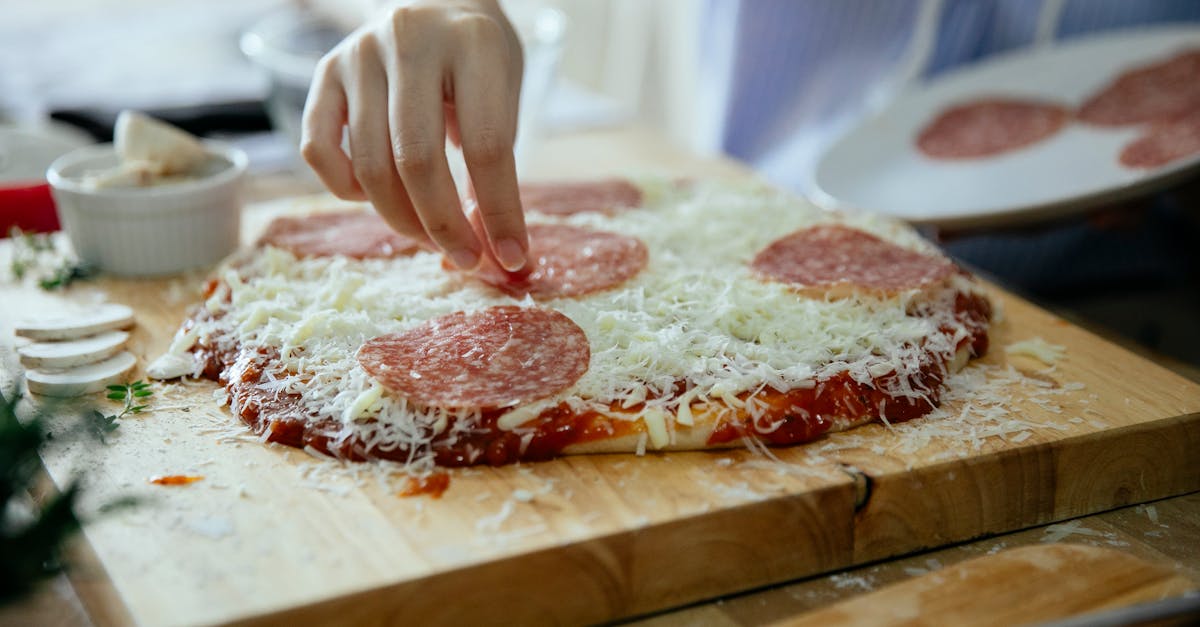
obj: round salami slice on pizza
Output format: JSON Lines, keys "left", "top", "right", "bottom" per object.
{"left": 751, "top": 224, "right": 956, "bottom": 295}
{"left": 519, "top": 179, "right": 643, "bottom": 216}
{"left": 257, "top": 210, "right": 423, "bottom": 259}
{"left": 358, "top": 306, "right": 590, "bottom": 410}
{"left": 451, "top": 224, "right": 649, "bottom": 299}
{"left": 152, "top": 177, "right": 992, "bottom": 472}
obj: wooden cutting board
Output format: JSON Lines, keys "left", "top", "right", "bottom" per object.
{"left": 782, "top": 544, "right": 1198, "bottom": 626}
{"left": 2, "top": 132, "right": 1199, "bottom": 626}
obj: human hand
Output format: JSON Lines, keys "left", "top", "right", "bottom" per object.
{"left": 301, "top": 0, "right": 528, "bottom": 272}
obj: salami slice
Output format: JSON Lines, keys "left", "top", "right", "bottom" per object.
{"left": 1119, "top": 108, "right": 1200, "bottom": 169}
{"left": 520, "top": 179, "right": 642, "bottom": 216}
{"left": 469, "top": 224, "right": 648, "bottom": 299}
{"left": 357, "top": 306, "right": 590, "bottom": 410}
{"left": 751, "top": 225, "right": 954, "bottom": 292}
{"left": 916, "top": 98, "right": 1070, "bottom": 159}
{"left": 1078, "top": 49, "right": 1200, "bottom": 127}
{"left": 259, "top": 211, "right": 421, "bottom": 259}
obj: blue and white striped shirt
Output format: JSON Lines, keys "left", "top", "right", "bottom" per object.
{"left": 701, "top": 0, "right": 1200, "bottom": 195}
{"left": 698, "top": 0, "right": 1200, "bottom": 294}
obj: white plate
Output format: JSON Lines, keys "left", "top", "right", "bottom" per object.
{"left": 813, "top": 25, "right": 1200, "bottom": 230}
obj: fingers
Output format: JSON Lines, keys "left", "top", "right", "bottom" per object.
{"left": 383, "top": 30, "right": 483, "bottom": 270}
{"left": 302, "top": 3, "right": 526, "bottom": 271}
{"left": 343, "top": 42, "right": 434, "bottom": 250}
{"left": 300, "top": 61, "right": 366, "bottom": 201}
{"left": 452, "top": 16, "right": 527, "bottom": 272}
{"left": 466, "top": 196, "right": 532, "bottom": 280}
{"left": 445, "top": 103, "right": 461, "bottom": 147}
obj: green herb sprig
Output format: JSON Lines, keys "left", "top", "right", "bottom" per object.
{"left": 87, "top": 381, "right": 154, "bottom": 443}
{"left": 38, "top": 263, "right": 94, "bottom": 290}
{"left": 8, "top": 227, "right": 54, "bottom": 280}
{"left": 7, "top": 227, "right": 93, "bottom": 291}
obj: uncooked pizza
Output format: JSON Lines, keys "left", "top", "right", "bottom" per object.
{"left": 151, "top": 179, "right": 992, "bottom": 470}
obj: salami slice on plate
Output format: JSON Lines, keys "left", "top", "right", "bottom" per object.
{"left": 358, "top": 306, "right": 590, "bottom": 410}
{"left": 916, "top": 98, "right": 1070, "bottom": 160}
{"left": 1078, "top": 48, "right": 1200, "bottom": 127}
{"left": 1119, "top": 108, "right": 1200, "bottom": 169}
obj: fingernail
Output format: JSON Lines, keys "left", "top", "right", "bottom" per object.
{"left": 495, "top": 238, "right": 526, "bottom": 272}
{"left": 449, "top": 248, "right": 480, "bottom": 270}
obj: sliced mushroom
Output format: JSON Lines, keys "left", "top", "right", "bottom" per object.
{"left": 25, "top": 351, "right": 137, "bottom": 398}
{"left": 15, "top": 303, "right": 135, "bottom": 341}
{"left": 18, "top": 330, "right": 130, "bottom": 369}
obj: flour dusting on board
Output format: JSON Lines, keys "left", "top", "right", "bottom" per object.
{"left": 905, "top": 363, "right": 1086, "bottom": 453}
{"left": 830, "top": 573, "right": 876, "bottom": 591}
{"left": 795, "top": 362, "right": 1087, "bottom": 467}
{"left": 1040, "top": 520, "right": 1131, "bottom": 547}
{"left": 1006, "top": 337, "right": 1066, "bottom": 365}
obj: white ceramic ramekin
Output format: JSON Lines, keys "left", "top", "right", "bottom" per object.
{"left": 46, "top": 141, "right": 246, "bottom": 277}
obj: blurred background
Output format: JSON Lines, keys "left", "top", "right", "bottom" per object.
{"left": 0, "top": 0, "right": 695, "bottom": 172}
{"left": 1, "top": 0, "right": 1198, "bottom": 369}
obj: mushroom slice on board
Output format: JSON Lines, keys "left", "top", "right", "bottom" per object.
{"left": 15, "top": 303, "right": 135, "bottom": 341}
{"left": 18, "top": 330, "right": 130, "bottom": 369}
{"left": 25, "top": 351, "right": 138, "bottom": 398}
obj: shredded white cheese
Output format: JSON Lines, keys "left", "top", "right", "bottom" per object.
{"left": 1006, "top": 337, "right": 1066, "bottom": 365}
{"left": 641, "top": 408, "right": 670, "bottom": 450}
{"left": 177, "top": 179, "right": 985, "bottom": 471}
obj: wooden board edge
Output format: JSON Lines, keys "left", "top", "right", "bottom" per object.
{"left": 61, "top": 534, "right": 136, "bottom": 627}
{"left": 782, "top": 544, "right": 1200, "bottom": 627}
{"left": 223, "top": 482, "right": 856, "bottom": 627}
{"left": 849, "top": 411, "right": 1200, "bottom": 564}
{"left": 25, "top": 467, "right": 136, "bottom": 627}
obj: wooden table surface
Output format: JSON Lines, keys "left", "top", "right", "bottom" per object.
{"left": 2, "top": 127, "right": 1198, "bottom": 626}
